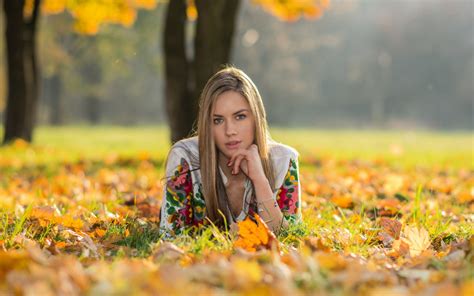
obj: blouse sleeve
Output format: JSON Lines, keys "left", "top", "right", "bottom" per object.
{"left": 275, "top": 157, "right": 302, "bottom": 224}
{"left": 160, "top": 147, "right": 196, "bottom": 237}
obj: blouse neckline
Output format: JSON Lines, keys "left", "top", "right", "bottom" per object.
{"left": 218, "top": 165, "right": 253, "bottom": 222}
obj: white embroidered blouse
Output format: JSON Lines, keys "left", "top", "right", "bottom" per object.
{"left": 159, "top": 136, "right": 301, "bottom": 236}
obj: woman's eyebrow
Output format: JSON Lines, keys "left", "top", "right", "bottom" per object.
{"left": 233, "top": 109, "right": 249, "bottom": 115}
{"left": 213, "top": 109, "right": 249, "bottom": 117}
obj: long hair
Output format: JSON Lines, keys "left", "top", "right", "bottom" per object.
{"left": 197, "top": 66, "right": 275, "bottom": 226}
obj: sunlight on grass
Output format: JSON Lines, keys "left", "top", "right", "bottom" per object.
{"left": 1, "top": 125, "right": 471, "bottom": 169}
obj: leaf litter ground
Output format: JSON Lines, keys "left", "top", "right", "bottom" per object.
{"left": 0, "top": 138, "right": 472, "bottom": 295}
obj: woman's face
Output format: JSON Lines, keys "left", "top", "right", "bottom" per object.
{"left": 212, "top": 91, "right": 255, "bottom": 159}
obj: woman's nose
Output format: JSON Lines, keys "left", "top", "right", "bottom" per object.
{"left": 225, "top": 122, "right": 237, "bottom": 136}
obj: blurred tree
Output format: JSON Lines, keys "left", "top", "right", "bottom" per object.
{"left": 2, "top": 0, "right": 41, "bottom": 144}
{"left": 2, "top": 0, "right": 158, "bottom": 144}
{"left": 164, "top": 0, "right": 330, "bottom": 143}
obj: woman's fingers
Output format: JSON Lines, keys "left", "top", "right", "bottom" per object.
{"left": 232, "top": 154, "right": 246, "bottom": 174}
{"left": 228, "top": 149, "right": 247, "bottom": 166}
{"left": 226, "top": 147, "right": 260, "bottom": 176}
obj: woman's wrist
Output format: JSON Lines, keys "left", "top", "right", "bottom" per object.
{"left": 251, "top": 173, "right": 269, "bottom": 187}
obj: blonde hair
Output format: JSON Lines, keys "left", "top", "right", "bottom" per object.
{"left": 197, "top": 66, "right": 275, "bottom": 227}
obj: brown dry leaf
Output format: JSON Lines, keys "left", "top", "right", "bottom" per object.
{"left": 378, "top": 217, "right": 402, "bottom": 246}
{"left": 400, "top": 225, "right": 431, "bottom": 258}
{"left": 233, "top": 214, "right": 279, "bottom": 252}
{"left": 390, "top": 239, "right": 410, "bottom": 258}
{"left": 376, "top": 198, "right": 402, "bottom": 217}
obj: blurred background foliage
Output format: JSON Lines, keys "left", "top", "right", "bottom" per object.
{"left": 0, "top": 0, "right": 472, "bottom": 131}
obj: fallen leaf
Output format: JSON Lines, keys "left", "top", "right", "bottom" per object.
{"left": 400, "top": 225, "right": 431, "bottom": 258}
{"left": 390, "top": 239, "right": 410, "bottom": 258}
{"left": 330, "top": 194, "right": 353, "bottom": 208}
{"left": 233, "top": 214, "right": 279, "bottom": 252}
{"left": 378, "top": 217, "right": 402, "bottom": 246}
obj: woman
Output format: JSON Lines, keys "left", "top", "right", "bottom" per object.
{"left": 160, "top": 66, "right": 301, "bottom": 237}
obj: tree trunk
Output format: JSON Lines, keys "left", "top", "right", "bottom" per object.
{"left": 3, "top": 0, "right": 41, "bottom": 144}
{"left": 164, "top": 0, "right": 191, "bottom": 144}
{"left": 163, "top": 0, "right": 240, "bottom": 143}
{"left": 194, "top": 0, "right": 240, "bottom": 109}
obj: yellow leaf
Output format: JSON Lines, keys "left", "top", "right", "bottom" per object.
{"left": 133, "top": 0, "right": 158, "bottom": 10}
{"left": 400, "top": 225, "right": 431, "bottom": 258}
{"left": 42, "top": 0, "right": 66, "bottom": 14}
{"left": 186, "top": 0, "right": 198, "bottom": 21}
{"left": 59, "top": 214, "right": 84, "bottom": 230}
{"left": 23, "top": 0, "right": 35, "bottom": 19}
{"left": 233, "top": 259, "right": 262, "bottom": 283}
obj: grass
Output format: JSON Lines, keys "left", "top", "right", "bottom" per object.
{"left": 0, "top": 125, "right": 472, "bottom": 168}
{"left": 271, "top": 127, "right": 473, "bottom": 169}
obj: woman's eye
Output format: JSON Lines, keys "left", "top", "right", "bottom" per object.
{"left": 213, "top": 118, "right": 223, "bottom": 125}
{"left": 236, "top": 114, "right": 246, "bottom": 120}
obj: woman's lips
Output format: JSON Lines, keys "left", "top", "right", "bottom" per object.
{"left": 225, "top": 140, "right": 241, "bottom": 149}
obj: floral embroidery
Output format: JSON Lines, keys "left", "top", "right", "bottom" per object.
{"left": 276, "top": 158, "right": 300, "bottom": 223}
{"left": 163, "top": 158, "right": 206, "bottom": 235}
{"left": 161, "top": 144, "right": 301, "bottom": 236}
{"left": 192, "top": 185, "right": 206, "bottom": 226}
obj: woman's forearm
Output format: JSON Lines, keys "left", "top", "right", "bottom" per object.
{"left": 252, "top": 176, "right": 288, "bottom": 232}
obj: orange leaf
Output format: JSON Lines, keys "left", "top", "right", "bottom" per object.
{"left": 95, "top": 229, "right": 107, "bottom": 238}
{"left": 330, "top": 194, "right": 353, "bottom": 208}
{"left": 457, "top": 189, "right": 473, "bottom": 204}
{"left": 233, "top": 214, "right": 279, "bottom": 252}
{"left": 55, "top": 241, "right": 67, "bottom": 249}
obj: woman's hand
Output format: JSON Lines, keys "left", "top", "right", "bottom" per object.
{"left": 227, "top": 144, "right": 266, "bottom": 182}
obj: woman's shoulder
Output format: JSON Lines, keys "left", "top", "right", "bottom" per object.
{"left": 268, "top": 140, "right": 299, "bottom": 161}
{"left": 170, "top": 137, "right": 199, "bottom": 154}
{"left": 166, "top": 136, "right": 200, "bottom": 169}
